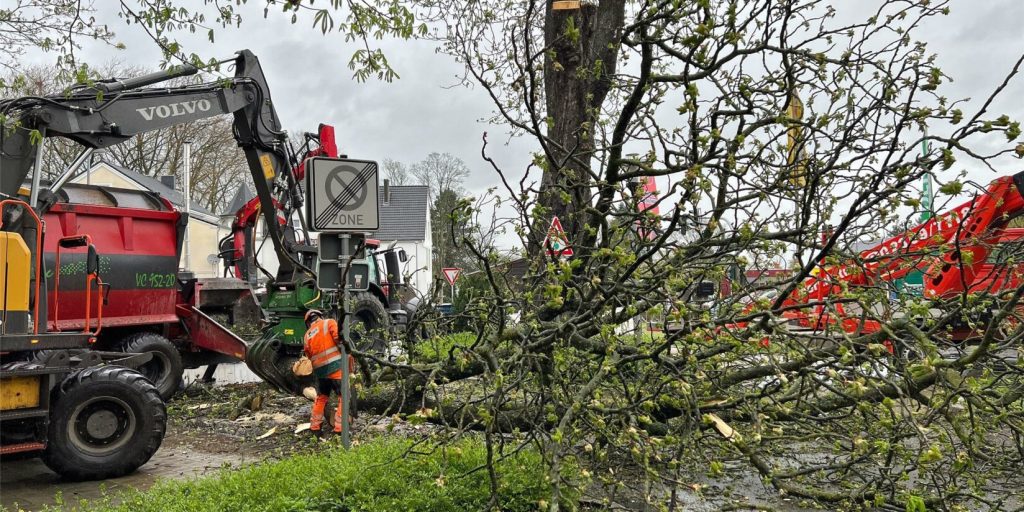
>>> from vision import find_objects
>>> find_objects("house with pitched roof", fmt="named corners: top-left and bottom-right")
top-left (72, 160), bottom-right (225, 278)
top-left (375, 184), bottom-right (432, 297)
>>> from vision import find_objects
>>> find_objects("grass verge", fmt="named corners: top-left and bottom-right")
top-left (414, 332), bottom-right (478, 363)
top-left (54, 437), bottom-right (549, 512)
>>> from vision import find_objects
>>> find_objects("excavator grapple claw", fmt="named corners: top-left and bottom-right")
top-left (244, 331), bottom-right (310, 395)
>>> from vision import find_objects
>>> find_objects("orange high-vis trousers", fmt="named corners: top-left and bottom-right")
top-left (311, 382), bottom-right (343, 432)
top-left (309, 356), bottom-right (355, 432)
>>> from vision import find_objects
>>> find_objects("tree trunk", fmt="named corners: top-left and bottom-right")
top-left (534, 0), bottom-right (626, 256)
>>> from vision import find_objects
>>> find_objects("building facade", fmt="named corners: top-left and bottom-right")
top-left (73, 161), bottom-right (224, 278)
top-left (374, 185), bottom-right (432, 298)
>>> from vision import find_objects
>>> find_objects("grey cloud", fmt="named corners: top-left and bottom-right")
top-left (21, 0), bottom-right (1024, 231)
top-left (36, 2), bottom-right (536, 199)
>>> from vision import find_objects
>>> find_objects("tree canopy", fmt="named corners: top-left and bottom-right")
top-left (5, 1), bottom-right (1024, 510)
top-left (0, 0), bottom-right (420, 82)
top-left (371, 1), bottom-right (1024, 510)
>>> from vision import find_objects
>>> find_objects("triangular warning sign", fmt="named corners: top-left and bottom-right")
top-left (543, 216), bottom-right (573, 257)
top-left (442, 267), bottom-right (461, 286)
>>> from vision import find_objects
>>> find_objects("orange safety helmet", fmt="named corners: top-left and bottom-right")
top-left (304, 309), bottom-right (324, 326)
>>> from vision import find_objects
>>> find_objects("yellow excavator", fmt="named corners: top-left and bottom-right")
top-left (1, 192), bottom-right (166, 480)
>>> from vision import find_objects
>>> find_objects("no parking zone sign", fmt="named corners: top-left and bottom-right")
top-left (306, 157), bottom-right (379, 232)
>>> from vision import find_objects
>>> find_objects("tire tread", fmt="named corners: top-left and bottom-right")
top-left (118, 332), bottom-right (183, 400)
top-left (41, 366), bottom-right (166, 481)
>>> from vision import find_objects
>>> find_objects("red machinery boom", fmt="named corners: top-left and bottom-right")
top-left (783, 171), bottom-right (1024, 334)
top-left (225, 124), bottom-right (338, 283)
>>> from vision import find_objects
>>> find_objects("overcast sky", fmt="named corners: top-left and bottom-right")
top-left (23, 0), bottom-right (1024, 240)
top-left (912, 1), bottom-right (1024, 177)
top-left (23, 2), bottom-right (538, 197)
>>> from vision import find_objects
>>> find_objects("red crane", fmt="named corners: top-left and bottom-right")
top-left (226, 124), bottom-right (338, 283)
top-left (780, 171), bottom-right (1024, 338)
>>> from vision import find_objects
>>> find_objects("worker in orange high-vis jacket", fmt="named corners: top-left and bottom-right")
top-left (302, 309), bottom-right (352, 435)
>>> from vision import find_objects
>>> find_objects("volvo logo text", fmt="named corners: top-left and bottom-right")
top-left (136, 99), bottom-right (213, 121)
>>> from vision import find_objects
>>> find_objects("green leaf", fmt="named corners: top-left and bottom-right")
top-left (1006, 122), bottom-right (1021, 141)
top-left (906, 495), bottom-right (927, 512)
top-left (940, 149), bottom-right (955, 170)
top-left (939, 180), bottom-right (962, 195)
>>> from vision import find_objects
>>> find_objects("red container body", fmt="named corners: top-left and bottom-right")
top-left (43, 186), bottom-right (182, 332)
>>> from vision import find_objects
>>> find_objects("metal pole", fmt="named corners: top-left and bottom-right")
top-left (339, 233), bottom-right (352, 449)
top-left (87, 150), bottom-right (93, 186)
top-left (183, 141), bottom-right (192, 272)
top-left (340, 329), bottom-right (351, 448)
top-left (50, 148), bottom-right (95, 193)
top-left (921, 128), bottom-right (933, 223)
top-left (29, 128), bottom-right (46, 207)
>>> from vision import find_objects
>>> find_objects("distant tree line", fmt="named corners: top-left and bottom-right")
top-left (384, 152), bottom-right (488, 275)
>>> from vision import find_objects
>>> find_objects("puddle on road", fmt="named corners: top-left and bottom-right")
top-left (3, 361), bottom-right (337, 511)
top-left (6, 345), bottom-right (379, 509)
top-left (1, 434), bottom-right (255, 511)
top-left (1, 365), bottom-right (257, 511)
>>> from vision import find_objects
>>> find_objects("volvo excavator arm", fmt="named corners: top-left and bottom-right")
top-left (0, 50), bottom-right (311, 283)
top-left (1, 51), bottom-right (367, 395)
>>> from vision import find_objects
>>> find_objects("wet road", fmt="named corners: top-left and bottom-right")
top-left (1, 433), bottom-right (254, 511)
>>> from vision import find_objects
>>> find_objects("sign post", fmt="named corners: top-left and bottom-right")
top-left (306, 157), bottom-right (379, 449)
top-left (442, 267), bottom-right (461, 303)
top-left (901, 129), bottom-right (933, 296)
top-left (920, 132), bottom-right (933, 222)
top-left (337, 234), bottom-right (357, 449)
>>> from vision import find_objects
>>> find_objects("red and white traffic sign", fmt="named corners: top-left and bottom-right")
top-left (543, 216), bottom-right (574, 257)
top-left (442, 267), bottom-right (462, 286)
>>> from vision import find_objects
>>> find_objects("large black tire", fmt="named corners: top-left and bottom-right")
top-left (118, 332), bottom-right (183, 400)
top-left (42, 366), bottom-right (166, 481)
top-left (349, 291), bottom-right (391, 354)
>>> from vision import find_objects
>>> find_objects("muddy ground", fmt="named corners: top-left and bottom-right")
top-left (2, 382), bottom-right (806, 512)
top-left (1, 382), bottom-right (439, 511)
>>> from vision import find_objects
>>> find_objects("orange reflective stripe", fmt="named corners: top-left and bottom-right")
top-left (311, 353), bottom-right (342, 368)
top-left (311, 354), bottom-right (341, 366)
top-left (312, 345), bottom-right (340, 359)
top-left (311, 354), bottom-right (342, 369)
top-left (309, 352), bottom-right (342, 368)
top-left (310, 346), bottom-right (342, 368)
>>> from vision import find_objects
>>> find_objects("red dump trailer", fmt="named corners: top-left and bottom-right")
top-left (39, 183), bottom-right (254, 399)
